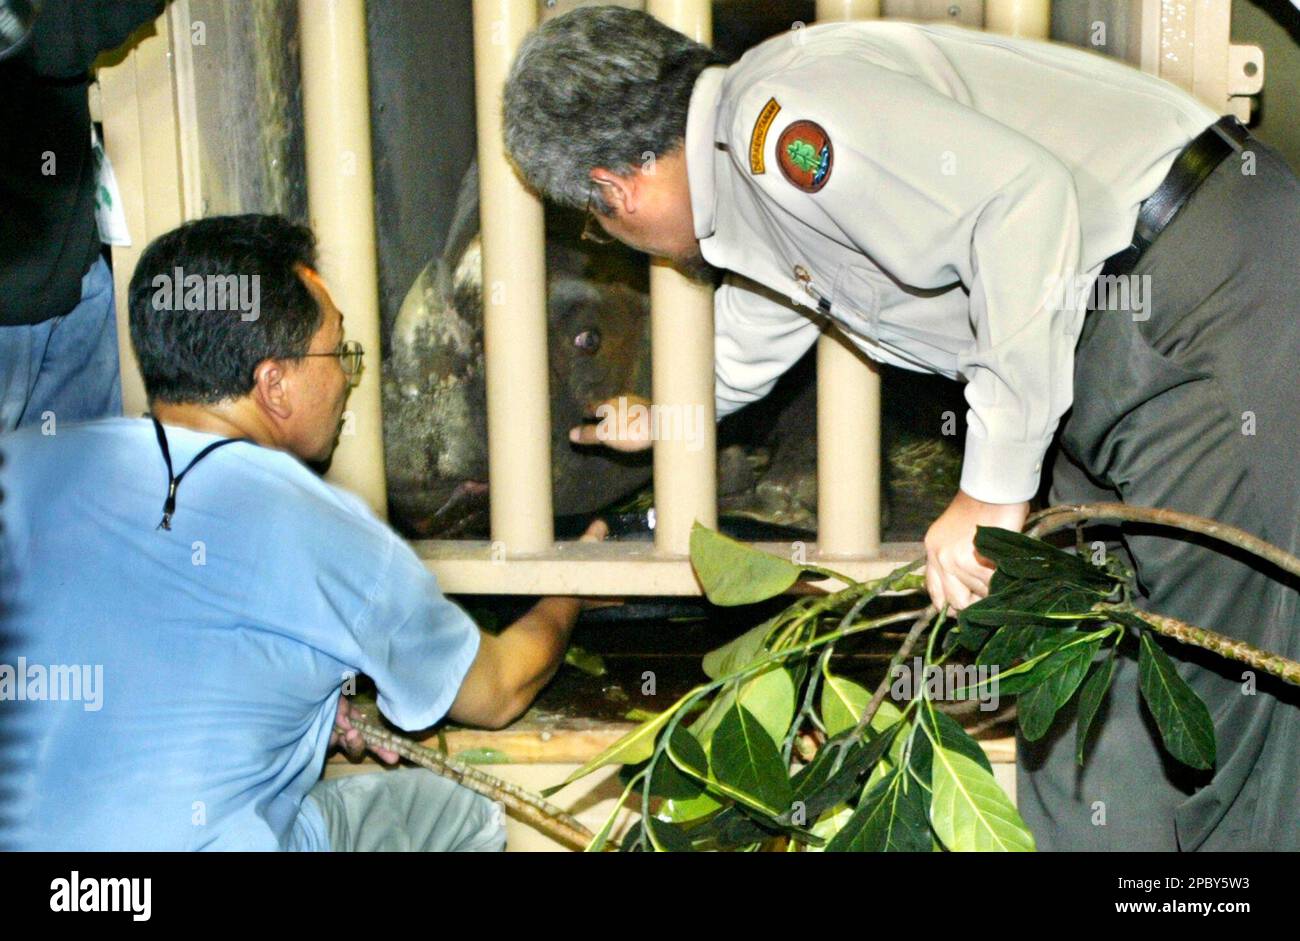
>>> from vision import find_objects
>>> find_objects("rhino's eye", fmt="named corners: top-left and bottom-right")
top-left (574, 329), bottom-right (602, 354)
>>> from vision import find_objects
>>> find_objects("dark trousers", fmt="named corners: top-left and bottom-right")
top-left (1017, 137), bottom-right (1300, 851)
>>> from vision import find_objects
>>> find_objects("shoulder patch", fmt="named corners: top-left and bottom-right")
top-left (748, 97), bottom-right (781, 174)
top-left (776, 120), bottom-right (833, 193)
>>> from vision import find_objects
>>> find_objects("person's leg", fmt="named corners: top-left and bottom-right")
top-left (21, 256), bottom-right (122, 428)
top-left (1102, 144), bottom-right (1300, 852)
top-left (1016, 447), bottom-right (1191, 850)
top-left (1037, 139), bottom-right (1300, 851)
top-left (306, 769), bottom-right (507, 852)
top-left (0, 320), bottom-right (49, 432)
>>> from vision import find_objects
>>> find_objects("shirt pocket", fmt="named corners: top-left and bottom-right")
top-left (830, 264), bottom-right (881, 339)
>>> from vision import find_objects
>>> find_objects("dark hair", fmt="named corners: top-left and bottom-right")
top-left (504, 6), bottom-right (730, 213)
top-left (128, 214), bottom-right (321, 404)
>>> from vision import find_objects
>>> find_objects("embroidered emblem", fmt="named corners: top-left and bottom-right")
top-left (749, 97), bottom-right (781, 174)
top-left (776, 120), bottom-right (832, 192)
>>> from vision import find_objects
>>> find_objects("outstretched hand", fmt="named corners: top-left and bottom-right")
top-left (568, 394), bottom-right (654, 452)
top-left (924, 489), bottom-right (1029, 613)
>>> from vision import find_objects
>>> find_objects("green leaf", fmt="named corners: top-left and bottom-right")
top-left (709, 704), bottom-right (794, 817)
top-left (701, 616), bottom-right (778, 680)
top-left (618, 821), bottom-right (647, 852)
top-left (808, 804), bottom-right (854, 848)
top-left (564, 645), bottom-right (607, 677)
top-left (666, 723), bottom-right (708, 773)
top-left (791, 725), bottom-right (900, 823)
top-left (1016, 638), bottom-right (1101, 742)
top-left (644, 816), bottom-right (694, 852)
top-left (990, 631), bottom-right (1088, 696)
top-left (682, 806), bottom-right (772, 850)
top-left (622, 722), bottom-right (709, 802)
top-left (1075, 649), bottom-right (1117, 765)
top-left (976, 624), bottom-right (1049, 668)
top-left (542, 694), bottom-right (689, 795)
top-left (989, 567), bottom-right (1018, 594)
top-left (585, 772), bottom-right (643, 852)
top-left (825, 768), bottom-right (931, 852)
top-left (1109, 609), bottom-right (1156, 634)
top-left (960, 578), bottom-right (1108, 628)
top-left (943, 617), bottom-right (991, 653)
top-left (905, 707), bottom-right (993, 804)
top-left (820, 674), bottom-right (903, 737)
top-left (690, 523), bottom-right (805, 606)
top-left (686, 803), bottom-right (822, 850)
top-left (973, 526), bottom-right (1117, 589)
top-left (660, 791), bottom-right (722, 823)
top-left (1138, 632), bottom-right (1216, 770)
top-left (692, 665), bottom-right (795, 749)
top-left (636, 756), bottom-right (702, 802)
top-left (921, 707), bottom-right (993, 776)
top-left (930, 746), bottom-right (1035, 852)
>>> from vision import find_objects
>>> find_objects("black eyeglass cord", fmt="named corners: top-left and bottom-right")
top-left (150, 417), bottom-right (247, 531)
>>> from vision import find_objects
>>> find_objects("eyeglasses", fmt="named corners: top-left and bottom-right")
top-left (580, 185), bottom-right (615, 245)
top-left (290, 339), bottom-right (365, 381)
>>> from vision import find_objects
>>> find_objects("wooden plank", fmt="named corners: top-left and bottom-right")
top-left (328, 725), bottom-right (1016, 766)
top-left (416, 538), bottom-right (925, 595)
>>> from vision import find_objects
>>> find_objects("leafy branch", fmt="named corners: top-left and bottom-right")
top-left (555, 510), bottom-right (1300, 852)
top-left (343, 502), bottom-right (1298, 852)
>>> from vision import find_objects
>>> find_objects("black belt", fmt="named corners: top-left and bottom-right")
top-left (1101, 115), bottom-right (1252, 278)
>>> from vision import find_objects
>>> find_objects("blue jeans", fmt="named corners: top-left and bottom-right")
top-left (0, 256), bottom-right (122, 431)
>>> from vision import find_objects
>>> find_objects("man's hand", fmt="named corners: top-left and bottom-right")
top-left (568, 394), bottom-right (654, 452)
top-left (330, 695), bottom-right (399, 764)
top-left (924, 489), bottom-right (1029, 613)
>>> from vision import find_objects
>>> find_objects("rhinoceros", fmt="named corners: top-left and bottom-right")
top-left (383, 163), bottom-right (964, 542)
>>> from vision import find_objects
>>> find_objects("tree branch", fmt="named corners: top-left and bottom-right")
top-left (1023, 501), bottom-right (1300, 685)
top-left (345, 710), bottom-right (596, 852)
top-left (1025, 502), bottom-right (1300, 580)
top-left (1114, 607), bottom-right (1300, 686)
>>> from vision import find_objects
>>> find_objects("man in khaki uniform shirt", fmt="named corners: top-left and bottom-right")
top-left (503, 7), bottom-right (1300, 850)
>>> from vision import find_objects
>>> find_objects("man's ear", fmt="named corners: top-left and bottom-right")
top-left (590, 168), bottom-right (635, 215)
top-left (251, 358), bottom-right (293, 421)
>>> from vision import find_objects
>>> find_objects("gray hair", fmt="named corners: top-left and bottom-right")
top-left (503, 6), bottom-right (728, 215)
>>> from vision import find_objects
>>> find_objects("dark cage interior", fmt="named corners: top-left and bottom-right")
top-left (370, 0), bottom-right (966, 545)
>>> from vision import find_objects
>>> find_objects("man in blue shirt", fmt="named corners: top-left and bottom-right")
top-left (0, 214), bottom-right (602, 850)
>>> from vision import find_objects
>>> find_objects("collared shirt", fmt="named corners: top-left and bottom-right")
top-left (0, 418), bottom-right (479, 850)
top-left (686, 20), bottom-right (1219, 503)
